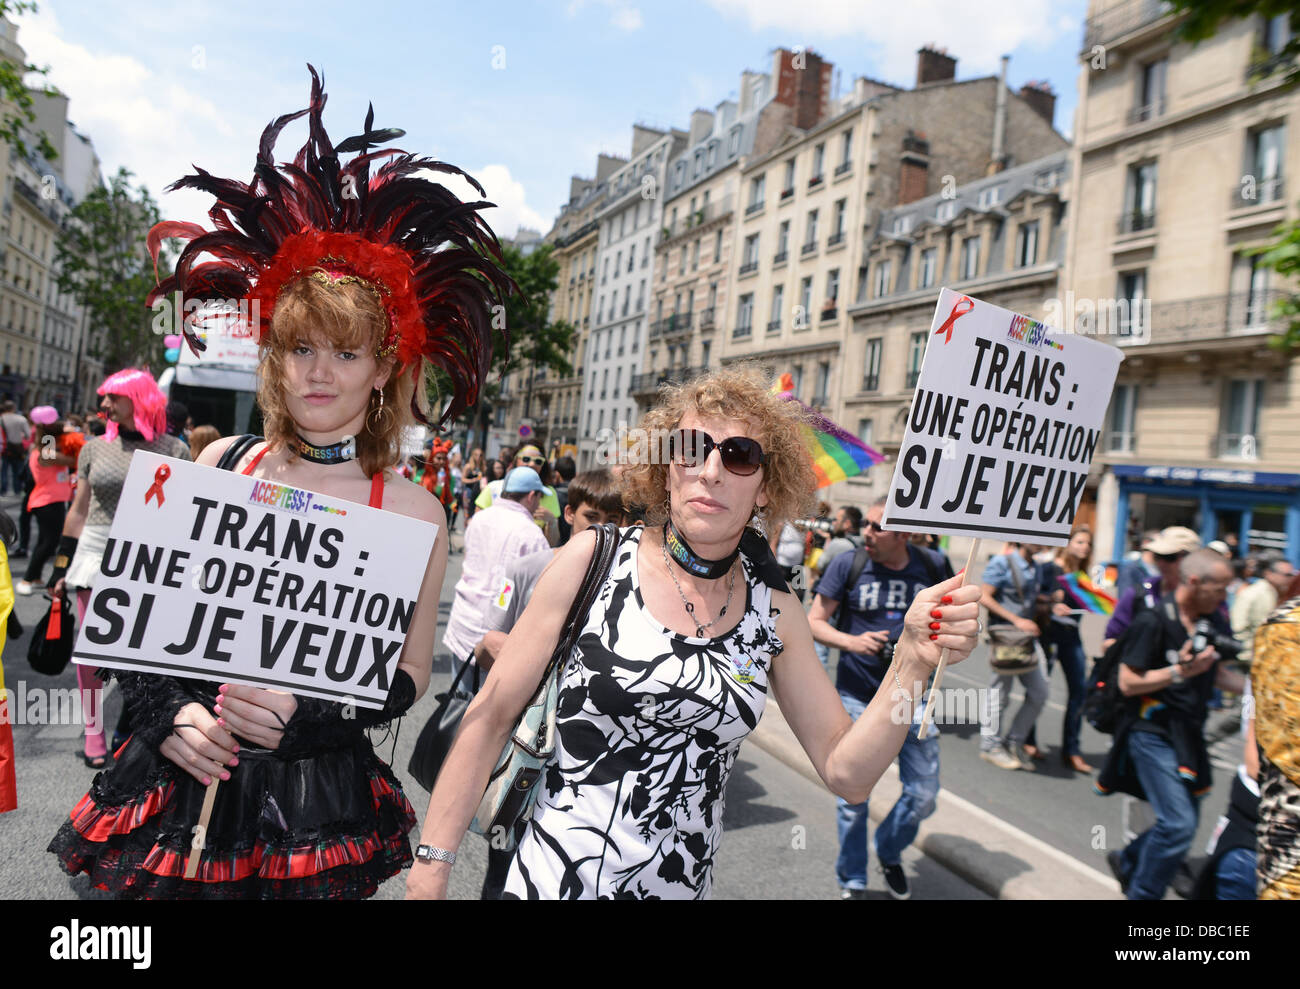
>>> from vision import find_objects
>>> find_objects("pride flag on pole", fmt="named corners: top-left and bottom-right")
top-left (772, 373), bottom-right (885, 488)
top-left (1057, 571), bottom-right (1116, 616)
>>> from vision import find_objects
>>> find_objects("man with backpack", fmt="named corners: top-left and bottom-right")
top-left (808, 499), bottom-right (953, 900)
top-left (1096, 549), bottom-right (1245, 900)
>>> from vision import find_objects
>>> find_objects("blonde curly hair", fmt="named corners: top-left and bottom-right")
top-left (258, 275), bottom-right (414, 478)
top-left (620, 363), bottom-right (816, 527)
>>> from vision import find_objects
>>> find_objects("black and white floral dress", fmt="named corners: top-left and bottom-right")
top-left (503, 526), bottom-right (784, 899)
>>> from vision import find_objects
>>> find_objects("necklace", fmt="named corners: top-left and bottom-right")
top-left (292, 433), bottom-right (357, 464)
top-left (662, 533), bottom-right (736, 638)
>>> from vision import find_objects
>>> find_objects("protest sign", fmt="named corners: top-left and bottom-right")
top-left (72, 453), bottom-right (439, 709)
top-left (883, 288), bottom-right (1123, 546)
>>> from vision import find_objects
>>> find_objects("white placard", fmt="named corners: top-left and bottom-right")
top-left (72, 453), bottom-right (439, 709)
top-left (882, 288), bottom-right (1123, 547)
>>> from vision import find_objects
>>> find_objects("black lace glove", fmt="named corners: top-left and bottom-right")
top-left (112, 671), bottom-right (197, 750)
top-left (278, 669), bottom-right (417, 754)
top-left (47, 534), bottom-right (78, 587)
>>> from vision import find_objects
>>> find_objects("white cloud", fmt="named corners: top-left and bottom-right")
top-left (566, 0), bottom-right (645, 33)
top-left (432, 163), bottom-right (547, 242)
top-left (703, 0), bottom-right (1079, 82)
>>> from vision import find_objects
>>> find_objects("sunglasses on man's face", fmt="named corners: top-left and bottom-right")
top-left (862, 520), bottom-right (884, 534)
top-left (669, 428), bottom-right (767, 477)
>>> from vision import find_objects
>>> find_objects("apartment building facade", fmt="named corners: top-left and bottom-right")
top-left (844, 150), bottom-right (1072, 517)
top-left (577, 124), bottom-right (688, 469)
top-left (719, 48), bottom-right (1069, 467)
top-left (1069, 2), bottom-right (1300, 562)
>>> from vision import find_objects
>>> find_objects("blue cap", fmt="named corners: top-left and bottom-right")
top-left (502, 466), bottom-right (545, 494)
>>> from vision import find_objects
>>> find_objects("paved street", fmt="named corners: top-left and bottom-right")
top-left (0, 503), bottom-right (1235, 898)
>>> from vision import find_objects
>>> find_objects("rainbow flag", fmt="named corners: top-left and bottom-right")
top-left (771, 373), bottom-right (885, 487)
top-left (1057, 571), bottom-right (1116, 616)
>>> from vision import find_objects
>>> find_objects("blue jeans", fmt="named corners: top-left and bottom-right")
top-left (1215, 847), bottom-right (1257, 900)
top-left (1027, 627), bottom-right (1088, 756)
top-left (836, 690), bottom-right (940, 889)
top-left (814, 640), bottom-right (831, 670)
top-left (1122, 729), bottom-right (1201, 900)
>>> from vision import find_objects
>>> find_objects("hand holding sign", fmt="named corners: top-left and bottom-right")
top-left (160, 701), bottom-right (238, 785)
top-left (213, 683), bottom-right (297, 749)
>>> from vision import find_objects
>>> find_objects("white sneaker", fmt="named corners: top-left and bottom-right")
top-left (980, 746), bottom-right (1022, 771)
top-left (15, 580), bottom-right (33, 596)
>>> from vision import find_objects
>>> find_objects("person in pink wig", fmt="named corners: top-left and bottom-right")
top-left (49, 369), bottom-right (191, 767)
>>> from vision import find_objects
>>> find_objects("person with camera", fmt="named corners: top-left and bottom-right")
top-left (1098, 549), bottom-right (1246, 900)
top-left (807, 499), bottom-right (953, 899)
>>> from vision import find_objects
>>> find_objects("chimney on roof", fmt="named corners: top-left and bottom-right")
top-left (1018, 81), bottom-right (1057, 128)
top-left (916, 46), bottom-right (956, 87)
top-left (689, 108), bottom-right (715, 145)
top-left (772, 46), bottom-right (833, 129)
top-left (989, 54), bottom-right (1010, 175)
top-left (899, 130), bottom-right (931, 205)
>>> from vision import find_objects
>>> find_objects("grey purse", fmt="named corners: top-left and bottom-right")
top-left (468, 523), bottom-right (620, 850)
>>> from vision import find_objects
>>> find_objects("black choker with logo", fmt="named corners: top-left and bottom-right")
top-left (292, 434), bottom-right (357, 465)
top-left (663, 520), bottom-right (738, 579)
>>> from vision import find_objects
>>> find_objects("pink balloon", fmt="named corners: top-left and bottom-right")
top-left (163, 334), bottom-right (182, 349)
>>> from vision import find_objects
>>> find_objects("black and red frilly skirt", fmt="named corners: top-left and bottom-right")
top-left (47, 730), bottom-right (416, 900)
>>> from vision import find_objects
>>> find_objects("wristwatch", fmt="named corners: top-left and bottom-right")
top-left (415, 844), bottom-right (456, 865)
top-left (1168, 664), bottom-right (1185, 685)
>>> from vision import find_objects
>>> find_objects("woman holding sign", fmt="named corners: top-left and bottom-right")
top-left (48, 67), bottom-right (515, 899)
top-left (407, 366), bottom-right (983, 899)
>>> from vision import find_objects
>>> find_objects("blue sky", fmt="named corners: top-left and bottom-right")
top-left (18, 0), bottom-right (1088, 237)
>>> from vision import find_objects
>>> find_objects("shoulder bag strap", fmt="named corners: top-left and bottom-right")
top-left (216, 433), bottom-right (262, 472)
top-left (540, 522), bottom-right (619, 681)
top-left (836, 547), bottom-right (871, 632)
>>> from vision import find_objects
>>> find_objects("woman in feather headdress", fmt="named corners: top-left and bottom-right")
top-left (48, 66), bottom-right (515, 899)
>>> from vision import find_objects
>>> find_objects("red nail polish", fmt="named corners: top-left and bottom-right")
top-left (929, 634), bottom-right (938, 641)
top-left (930, 609), bottom-right (943, 618)
top-left (929, 622), bottom-right (941, 630)
top-left (941, 596), bottom-right (953, 605)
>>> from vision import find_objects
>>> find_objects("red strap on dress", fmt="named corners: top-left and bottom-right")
top-left (241, 444), bottom-right (271, 476)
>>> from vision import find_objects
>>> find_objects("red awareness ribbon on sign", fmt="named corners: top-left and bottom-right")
top-left (144, 464), bottom-right (171, 507)
top-left (934, 295), bottom-right (974, 345)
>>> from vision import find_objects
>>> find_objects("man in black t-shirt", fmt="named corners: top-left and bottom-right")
top-left (1099, 549), bottom-right (1245, 900)
top-left (808, 500), bottom-right (952, 900)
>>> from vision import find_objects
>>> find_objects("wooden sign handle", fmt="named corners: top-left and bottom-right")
top-left (917, 538), bottom-right (981, 740)
top-left (183, 778), bottom-right (221, 880)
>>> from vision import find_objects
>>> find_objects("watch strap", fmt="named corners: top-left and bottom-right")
top-left (415, 844), bottom-right (456, 865)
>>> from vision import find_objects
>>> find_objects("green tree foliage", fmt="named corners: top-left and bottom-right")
top-left (0, 2), bottom-right (59, 160)
top-left (55, 167), bottom-right (167, 371)
top-left (465, 242), bottom-right (576, 439)
top-left (1166, 1), bottom-right (1300, 347)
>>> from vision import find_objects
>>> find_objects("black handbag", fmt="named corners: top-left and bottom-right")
top-left (28, 592), bottom-right (75, 675)
top-left (407, 655), bottom-right (482, 792)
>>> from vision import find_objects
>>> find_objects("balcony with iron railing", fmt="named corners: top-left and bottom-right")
top-left (657, 196), bottom-right (734, 243)
top-left (631, 366), bottom-right (705, 394)
top-left (1230, 176), bottom-right (1285, 209)
top-left (1218, 432), bottom-right (1260, 460)
top-left (820, 305), bottom-right (838, 321)
top-left (739, 260), bottom-right (759, 277)
top-left (1126, 101), bottom-right (1165, 125)
top-left (800, 241), bottom-right (818, 257)
top-left (745, 199), bottom-right (764, 216)
top-left (863, 372), bottom-right (879, 392)
top-left (1097, 289), bottom-right (1287, 347)
top-left (779, 187), bottom-right (794, 202)
top-left (649, 311), bottom-right (693, 339)
top-left (905, 368), bottom-right (921, 388)
top-left (1117, 209), bottom-right (1157, 234)
top-left (827, 231), bottom-right (845, 249)
top-left (699, 307), bottom-right (715, 329)
top-left (1082, 0), bottom-right (1175, 52)
top-left (732, 321), bottom-right (753, 340)
top-left (766, 319), bottom-right (782, 335)
top-left (773, 250), bottom-right (788, 266)
top-left (808, 174), bottom-right (824, 190)
top-left (1246, 50), bottom-right (1298, 82)
top-left (834, 160), bottom-right (852, 177)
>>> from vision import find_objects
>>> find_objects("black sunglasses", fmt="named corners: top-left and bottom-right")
top-left (669, 428), bottom-right (767, 477)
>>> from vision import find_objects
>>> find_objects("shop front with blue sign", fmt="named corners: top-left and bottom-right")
top-left (1111, 464), bottom-right (1300, 562)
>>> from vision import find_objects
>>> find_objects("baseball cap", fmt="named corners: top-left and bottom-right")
top-left (502, 466), bottom-right (546, 494)
top-left (1148, 526), bottom-right (1201, 556)
top-left (1207, 540), bottom-right (1231, 556)
top-left (30, 405), bottom-right (59, 425)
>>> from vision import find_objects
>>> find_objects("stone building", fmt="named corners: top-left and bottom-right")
top-left (1069, 1), bottom-right (1300, 562)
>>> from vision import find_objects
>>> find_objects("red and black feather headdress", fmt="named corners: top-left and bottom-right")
top-left (146, 64), bottom-right (516, 428)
